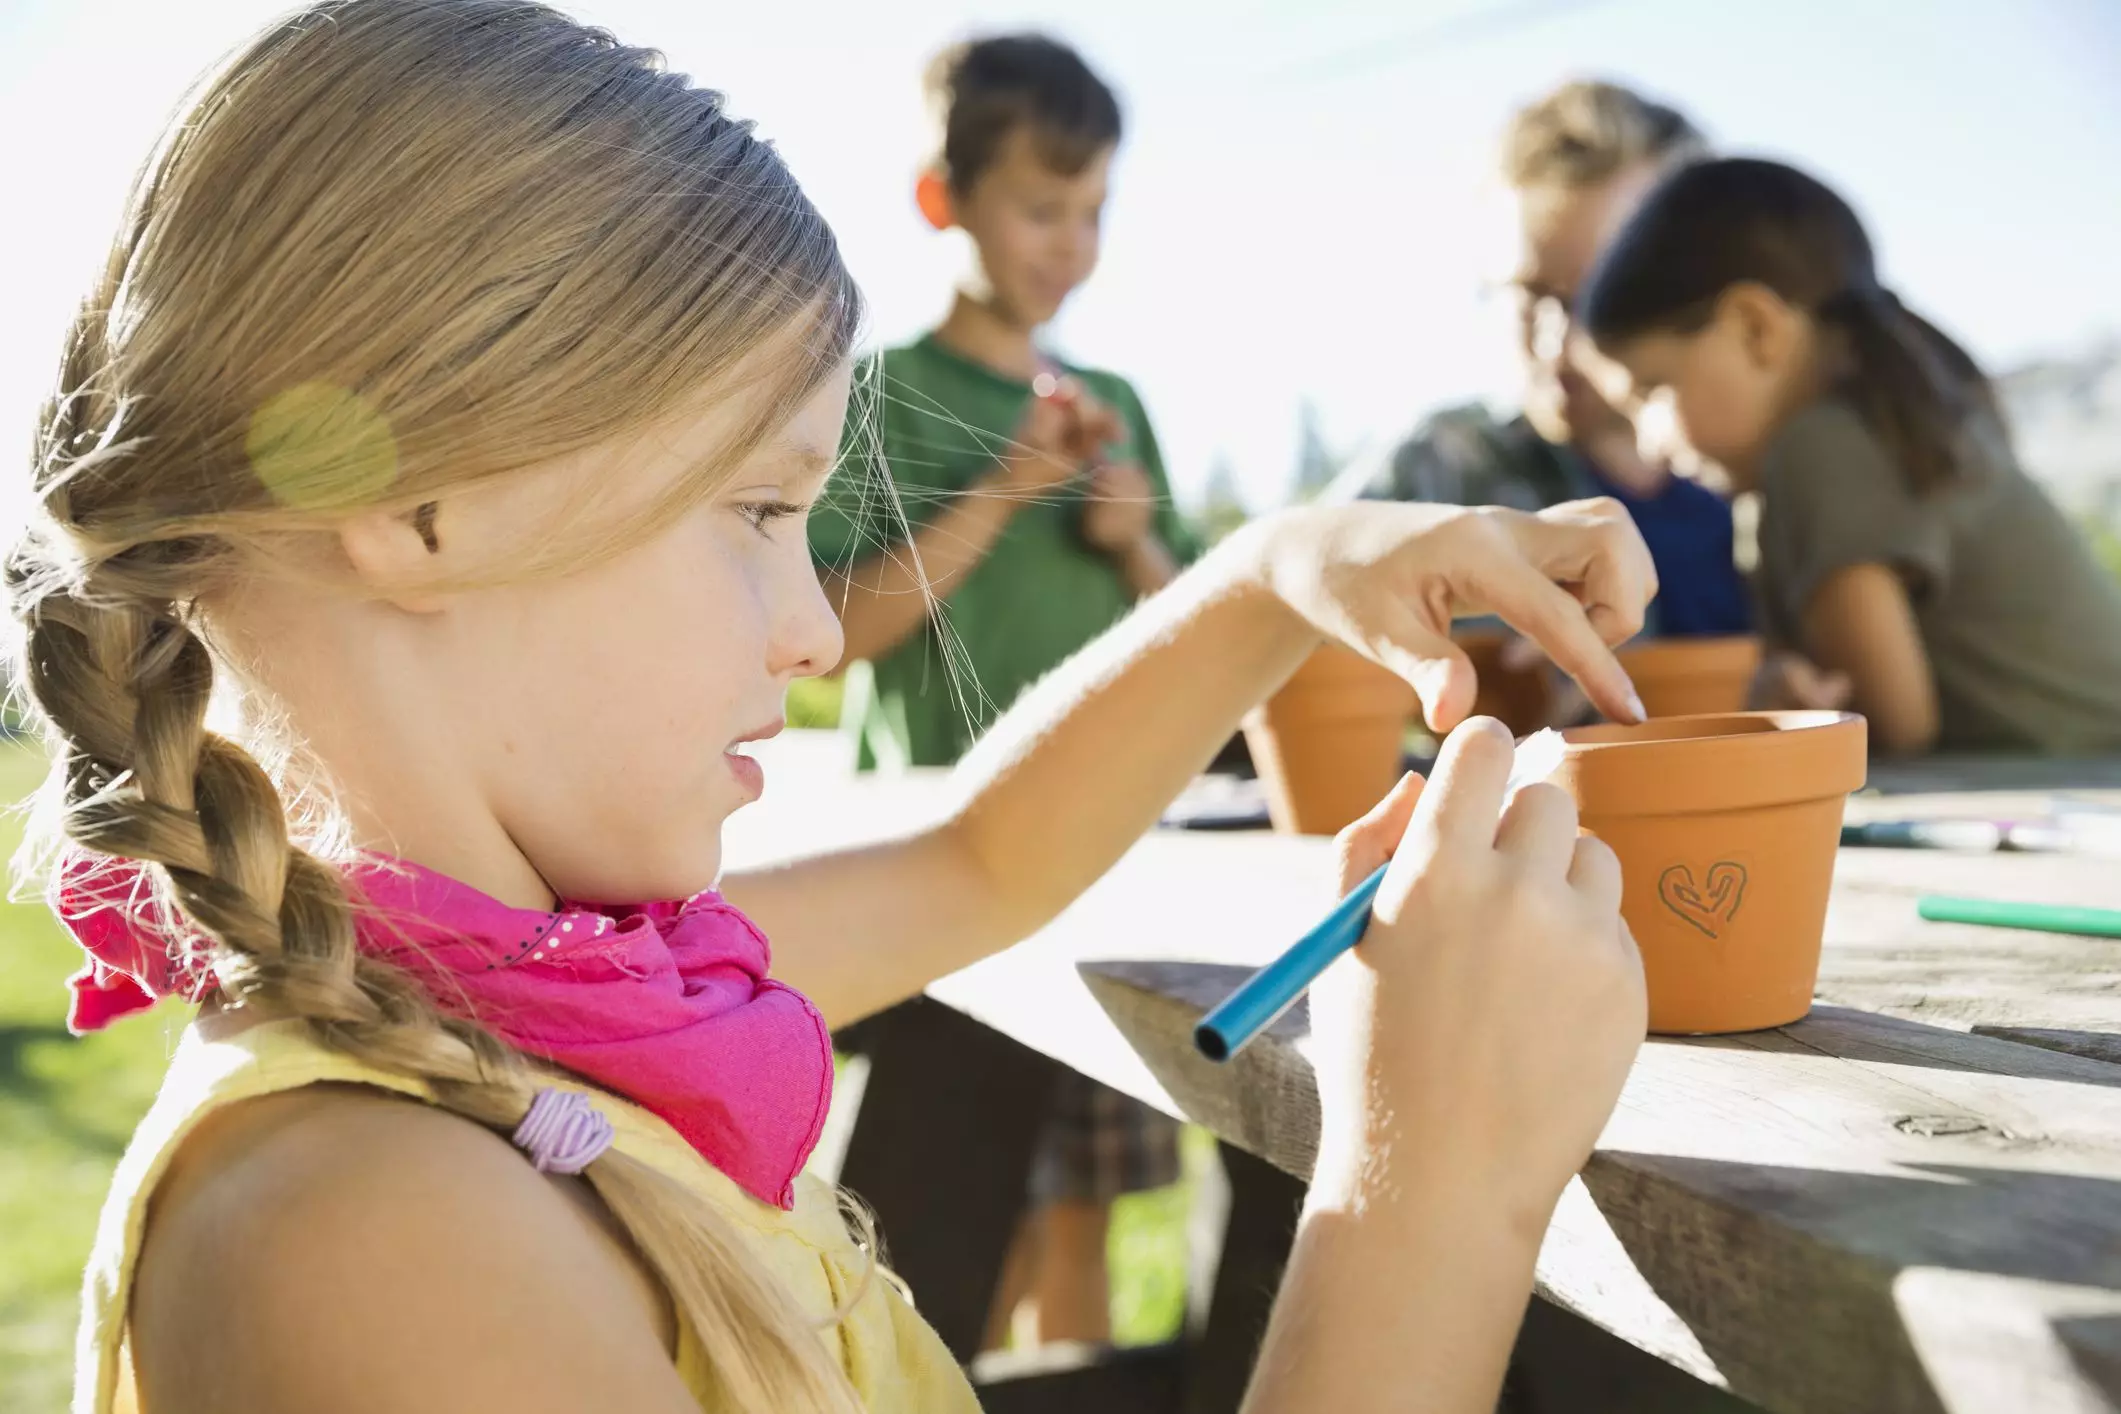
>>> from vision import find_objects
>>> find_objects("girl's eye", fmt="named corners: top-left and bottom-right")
top-left (738, 500), bottom-right (805, 532)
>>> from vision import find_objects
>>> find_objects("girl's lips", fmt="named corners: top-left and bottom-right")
top-left (724, 747), bottom-right (763, 801)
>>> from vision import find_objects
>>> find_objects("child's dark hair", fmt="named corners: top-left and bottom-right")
top-left (925, 34), bottom-right (1121, 193)
top-left (1578, 157), bottom-right (1992, 493)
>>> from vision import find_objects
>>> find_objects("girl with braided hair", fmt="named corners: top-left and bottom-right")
top-left (1577, 156), bottom-right (2121, 755)
top-left (16, 3), bottom-right (1658, 1410)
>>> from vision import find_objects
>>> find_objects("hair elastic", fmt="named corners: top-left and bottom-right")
top-left (511, 1087), bottom-right (615, 1174)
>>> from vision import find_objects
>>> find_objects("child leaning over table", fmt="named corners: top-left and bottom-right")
top-left (1577, 157), bottom-right (2121, 755)
top-left (807, 34), bottom-right (1198, 1348)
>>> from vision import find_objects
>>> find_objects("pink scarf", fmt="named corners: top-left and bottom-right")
top-left (55, 855), bottom-right (832, 1209)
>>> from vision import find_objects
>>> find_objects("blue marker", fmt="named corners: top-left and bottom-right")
top-left (1195, 860), bottom-right (1389, 1061)
top-left (1196, 729), bottom-right (1568, 1062)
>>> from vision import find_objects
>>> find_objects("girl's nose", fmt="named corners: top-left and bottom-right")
top-left (771, 550), bottom-right (846, 681)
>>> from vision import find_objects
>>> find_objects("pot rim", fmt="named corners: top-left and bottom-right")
top-left (1556, 710), bottom-right (1867, 818)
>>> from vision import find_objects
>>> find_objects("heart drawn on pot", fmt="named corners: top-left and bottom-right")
top-left (1657, 862), bottom-right (1748, 939)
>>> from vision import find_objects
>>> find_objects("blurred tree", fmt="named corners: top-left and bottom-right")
top-left (1291, 398), bottom-right (1346, 503)
top-left (2079, 512), bottom-right (2121, 583)
top-left (1198, 451), bottom-right (1251, 544)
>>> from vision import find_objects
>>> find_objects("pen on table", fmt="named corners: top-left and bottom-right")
top-left (1195, 729), bottom-right (1569, 1063)
top-left (1916, 896), bottom-right (2121, 939)
top-left (1840, 819), bottom-right (2008, 851)
top-left (1841, 816), bottom-right (2121, 856)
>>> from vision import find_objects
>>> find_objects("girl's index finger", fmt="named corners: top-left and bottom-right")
top-left (1527, 497), bottom-right (1658, 649)
top-left (1490, 561), bottom-right (1646, 724)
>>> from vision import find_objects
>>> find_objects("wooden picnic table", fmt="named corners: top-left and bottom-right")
top-left (725, 736), bottom-right (2121, 1414)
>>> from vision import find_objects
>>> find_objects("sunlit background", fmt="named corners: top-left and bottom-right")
top-left (5, 0), bottom-right (2120, 523)
top-left (4, 5), bottom-right (2121, 1404)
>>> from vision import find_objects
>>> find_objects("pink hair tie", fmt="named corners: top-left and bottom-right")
top-left (511, 1087), bottom-right (615, 1175)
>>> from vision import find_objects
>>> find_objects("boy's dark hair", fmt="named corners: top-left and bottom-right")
top-left (925, 35), bottom-right (1121, 193)
top-left (1579, 157), bottom-right (1992, 494)
top-left (1501, 80), bottom-right (1706, 191)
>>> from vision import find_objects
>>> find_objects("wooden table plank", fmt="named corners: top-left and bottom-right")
top-left (1817, 848), bottom-right (2121, 1057)
top-left (1081, 963), bottom-right (2121, 1414)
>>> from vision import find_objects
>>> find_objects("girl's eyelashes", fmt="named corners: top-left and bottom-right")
top-left (736, 499), bottom-right (807, 532)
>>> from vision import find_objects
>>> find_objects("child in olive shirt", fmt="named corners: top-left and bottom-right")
top-left (809, 34), bottom-right (1196, 1346)
top-left (1579, 158), bottom-right (2121, 755)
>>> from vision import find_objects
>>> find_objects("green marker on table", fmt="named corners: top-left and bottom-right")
top-left (1917, 896), bottom-right (2121, 939)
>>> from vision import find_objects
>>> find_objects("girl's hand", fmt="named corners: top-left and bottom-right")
top-left (1250, 499), bottom-right (1656, 730)
top-left (1311, 719), bottom-right (1647, 1225)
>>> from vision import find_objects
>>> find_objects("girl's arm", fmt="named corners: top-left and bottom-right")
top-left (1801, 562), bottom-right (1940, 755)
top-left (730, 499), bottom-right (1653, 1028)
top-left (131, 1086), bottom-right (700, 1414)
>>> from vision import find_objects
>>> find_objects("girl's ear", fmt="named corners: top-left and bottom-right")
top-left (1721, 281), bottom-right (1803, 374)
top-left (914, 167), bottom-right (956, 232)
top-left (339, 502), bottom-right (450, 613)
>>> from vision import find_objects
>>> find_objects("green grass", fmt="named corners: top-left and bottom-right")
top-left (2085, 517), bottom-right (2121, 584)
top-left (1107, 1126), bottom-right (1213, 1346)
top-left (0, 736), bottom-right (1193, 1402)
top-left (786, 675), bottom-right (845, 730)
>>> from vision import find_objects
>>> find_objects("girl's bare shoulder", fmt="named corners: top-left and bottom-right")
top-left (130, 1081), bottom-right (695, 1414)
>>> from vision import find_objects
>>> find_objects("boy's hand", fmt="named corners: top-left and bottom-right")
top-left (1053, 379), bottom-right (1124, 460)
top-left (997, 377), bottom-right (1121, 497)
top-left (1081, 461), bottom-right (1158, 554)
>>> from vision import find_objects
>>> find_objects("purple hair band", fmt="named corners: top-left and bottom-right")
top-left (511, 1087), bottom-right (615, 1175)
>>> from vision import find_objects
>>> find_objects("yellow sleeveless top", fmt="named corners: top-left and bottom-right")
top-left (75, 1018), bottom-right (981, 1413)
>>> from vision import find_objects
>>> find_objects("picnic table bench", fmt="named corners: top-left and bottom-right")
top-left (725, 735), bottom-right (2121, 1414)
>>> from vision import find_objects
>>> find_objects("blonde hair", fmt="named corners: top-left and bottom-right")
top-left (1500, 79), bottom-right (1706, 192)
top-left (9, 1), bottom-right (865, 1407)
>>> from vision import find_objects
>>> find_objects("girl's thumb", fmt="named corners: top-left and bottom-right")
top-left (1335, 770), bottom-right (1426, 896)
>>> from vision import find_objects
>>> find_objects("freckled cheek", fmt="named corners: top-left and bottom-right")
top-left (695, 542), bottom-right (785, 691)
top-left (586, 543), bottom-right (761, 741)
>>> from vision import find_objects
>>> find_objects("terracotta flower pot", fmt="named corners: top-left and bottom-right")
top-left (1552, 711), bottom-right (1867, 1034)
top-left (1244, 645), bottom-right (1418, 836)
top-left (1455, 629), bottom-right (1553, 737)
top-left (1617, 634), bottom-right (1763, 719)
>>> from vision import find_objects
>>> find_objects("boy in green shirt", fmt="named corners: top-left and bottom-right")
top-left (809, 34), bottom-right (1195, 1348)
top-left (810, 35), bottom-right (1198, 771)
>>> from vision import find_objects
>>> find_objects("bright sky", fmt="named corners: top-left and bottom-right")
top-left (4, 0), bottom-right (2118, 514)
